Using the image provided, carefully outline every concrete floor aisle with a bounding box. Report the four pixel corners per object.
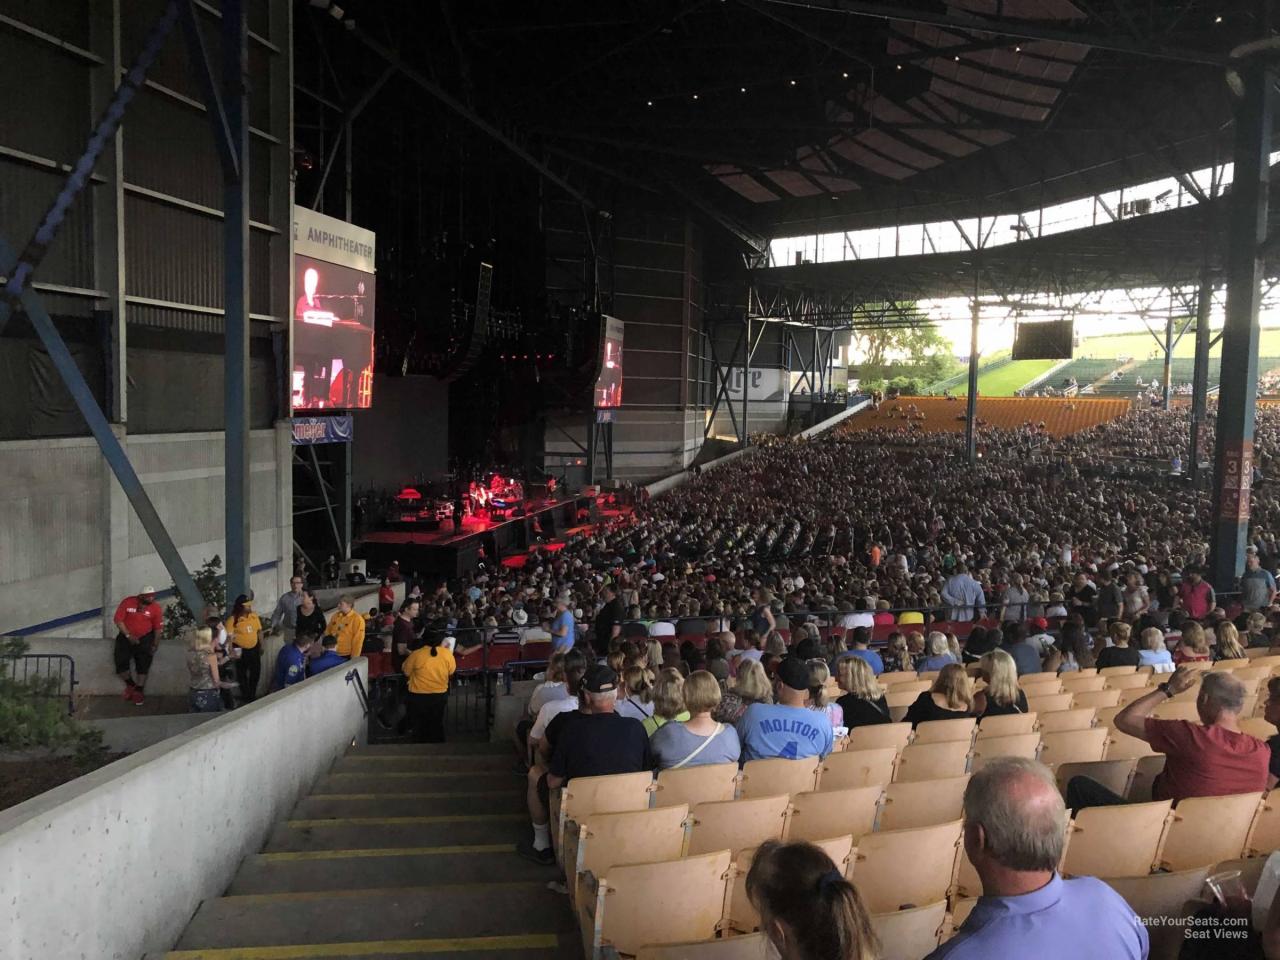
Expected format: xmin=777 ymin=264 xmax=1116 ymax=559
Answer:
xmin=163 ymin=741 xmax=577 ymax=959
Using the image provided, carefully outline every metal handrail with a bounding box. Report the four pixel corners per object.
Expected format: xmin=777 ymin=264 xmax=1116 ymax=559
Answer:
xmin=0 ymin=652 xmax=79 ymax=716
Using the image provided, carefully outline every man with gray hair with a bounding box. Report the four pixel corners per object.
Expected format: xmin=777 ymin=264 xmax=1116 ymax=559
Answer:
xmin=1068 ymin=666 xmax=1270 ymax=810
xmin=927 ymin=757 xmax=1147 ymax=960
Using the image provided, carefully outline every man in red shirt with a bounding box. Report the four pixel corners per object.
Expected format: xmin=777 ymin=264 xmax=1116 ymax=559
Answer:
xmin=1175 ymin=567 xmax=1216 ymax=622
xmin=1067 ymin=667 xmax=1269 ymax=809
xmin=113 ymin=586 xmax=164 ymax=705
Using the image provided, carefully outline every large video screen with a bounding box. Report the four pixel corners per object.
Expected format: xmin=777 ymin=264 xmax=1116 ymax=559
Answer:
xmin=292 ymin=207 xmax=377 ymax=411
xmin=594 ymin=315 xmax=623 ymax=408
xmin=1012 ymin=318 xmax=1074 ymax=360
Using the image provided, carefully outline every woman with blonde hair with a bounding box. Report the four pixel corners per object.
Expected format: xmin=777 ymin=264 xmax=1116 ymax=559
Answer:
xmin=808 ymin=660 xmax=844 ymax=729
xmin=644 ymin=639 xmax=664 ymax=672
xmin=1245 ymin=611 xmax=1271 ymax=649
xmin=882 ymin=632 xmax=911 ymax=672
xmin=764 ymin=631 xmax=788 ymax=659
xmin=1173 ymin=621 xmax=1211 ymax=664
xmin=835 ymin=657 xmax=890 ymax=729
xmin=973 ymin=649 xmax=1028 ymax=719
xmin=903 ymin=663 xmax=973 ymax=727
xmin=643 ymin=667 xmax=690 ymax=736
xmin=1138 ymin=627 xmax=1174 ymax=673
xmin=187 ymin=626 xmax=226 ymax=713
xmin=747 ymin=840 xmax=879 ymax=960
xmin=1094 ymin=621 xmax=1140 ymax=670
xmin=715 ymin=658 xmax=773 ymax=724
xmin=650 ymin=670 xmax=741 ymax=770
xmin=1214 ymin=621 xmax=1247 ymax=662
xmin=615 ymin=664 xmax=656 ymax=722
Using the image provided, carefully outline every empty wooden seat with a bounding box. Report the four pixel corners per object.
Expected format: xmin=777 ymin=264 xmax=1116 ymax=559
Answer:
xmin=851 ymin=820 xmax=963 ymax=913
xmin=1117 ymin=687 xmax=1153 ymax=707
xmin=975 ymin=712 xmax=1037 ymax=738
xmin=950 ymin=896 xmax=980 ymax=931
xmin=879 ymin=776 xmax=969 ymax=831
xmin=1159 ymin=792 xmax=1264 ymax=870
xmin=569 ymin=805 xmax=690 ymax=908
xmin=1212 ymin=658 xmax=1251 ymax=672
xmin=818 ymin=747 xmax=897 ymax=792
xmin=739 ymin=756 xmax=819 ymax=799
xmin=636 ymin=931 xmax=770 ymax=960
xmin=1128 ymin=754 xmax=1167 ymax=802
xmin=954 ymin=845 xmax=981 ymax=899
xmin=869 ymin=901 xmax=949 ymax=960
xmin=894 ymin=740 xmax=971 ymax=782
xmin=1038 ymin=728 xmax=1109 ymax=768
xmin=1026 ymin=692 xmax=1074 ymax=713
xmin=879 ymin=671 xmax=921 ymax=687
xmin=1019 ymin=676 xmax=1063 ymax=695
xmin=913 ymin=718 xmax=976 ymax=744
xmin=727 ymin=835 xmax=854 ymax=934
xmin=1104 ymin=727 xmax=1160 ymax=762
xmin=651 ymin=763 xmax=739 ymax=809
xmin=887 ymin=690 xmax=921 ymax=722
xmin=1070 ymin=689 xmax=1122 ymax=710
xmin=1103 ymin=673 xmax=1150 ymax=691
xmin=1150 ymin=700 xmax=1200 ymax=723
xmin=586 ymin=850 xmax=732 ymax=958
xmin=687 ymin=795 xmax=790 ymax=857
xmin=1102 ymin=868 xmax=1211 ymax=960
xmin=787 ymin=787 xmax=882 ymax=843
xmin=885 ymin=679 xmax=931 ymax=695
xmin=1060 ymin=800 xmax=1173 ymax=878
xmin=1232 ymin=667 xmax=1272 ymax=693
xmin=559 ymin=770 xmax=655 ymax=852
xmin=1240 ymin=717 xmax=1278 ymax=740
xmin=846 ymin=723 xmax=913 ymax=752
xmin=1099 ymin=665 xmax=1139 ymax=677
xmin=1055 ymin=758 xmax=1137 ymax=800
xmin=1038 ymin=707 xmax=1097 ymax=733
xmin=1246 ymin=792 xmax=1280 ymax=857
xmin=970 ymin=733 xmax=1041 ymax=772
xmin=1062 ymin=674 xmax=1108 ymax=694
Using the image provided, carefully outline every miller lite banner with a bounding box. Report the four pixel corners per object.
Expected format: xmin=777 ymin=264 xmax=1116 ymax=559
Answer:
xmin=291 ymin=415 xmax=354 ymax=445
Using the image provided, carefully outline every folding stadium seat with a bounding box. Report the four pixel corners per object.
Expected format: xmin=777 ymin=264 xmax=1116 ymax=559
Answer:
xmin=879 ymin=671 xmax=922 ymax=687
xmin=558 ymin=770 xmax=656 ymax=855
xmin=969 ymin=733 xmax=1041 ymax=772
xmin=1245 ymin=792 xmax=1280 ymax=857
xmin=568 ymin=805 xmax=690 ymax=908
xmin=851 ymin=820 xmax=964 ymax=913
xmin=1019 ymin=676 xmax=1063 ymax=695
xmin=584 ymin=849 xmax=732 ymax=959
xmin=1055 ymin=757 xmax=1137 ymax=801
xmin=1062 ymin=674 xmax=1108 ymax=694
xmin=1070 ymin=688 xmax=1122 ymax=710
xmin=1060 ymin=800 xmax=1173 ymax=878
xmin=974 ymin=713 xmax=1037 ymax=738
xmin=1245 ymin=652 xmax=1280 ymax=668
xmin=1076 ymin=667 xmax=1099 ymax=677
xmin=918 ymin=671 xmax=942 ymax=683
xmin=878 ymin=775 xmax=969 ymax=832
xmin=1212 ymin=658 xmax=1251 ymax=672
xmin=887 ymin=690 xmax=921 ymax=722
xmin=847 ymin=722 xmax=913 ymax=752
xmin=1102 ymin=868 xmax=1212 ymax=960
xmin=1128 ymin=754 xmax=1167 ymax=802
xmin=1151 ymin=699 xmax=1201 ymax=723
xmin=885 ymin=679 xmax=931 ymax=695
xmin=1102 ymin=673 xmax=1150 ymax=691
xmin=1026 ymin=692 xmax=1074 ymax=714
xmin=1232 ymin=667 xmax=1272 ymax=694
xmin=1098 ymin=665 xmax=1139 ymax=677
xmin=954 ymin=845 xmax=981 ymax=900
xmin=1240 ymin=717 xmax=1278 ymax=740
xmin=651 ymin=763 xmax=740 ymax=809
xmin=950 ymin=896 xmax=979 ymax=932
xmin=787 ymin=787 xmax=882 ymax=844
xmin=1158 ymin=792 xmax=1264 ymax=870
xmin=727 ymin=835 xmax=854 ymax=934
xmin=636 ymin=932 xmax=771 ymax=960
xmin=1038 ymin=728 xmax=1109 ymax=769
xmin=687 ymin=795 xmax=790 ymax=857
xmin=913 ymin=718 xmax=976 ymax=744
xmin=869 ymin=900 xmax=949 ymax=960
xmin=894 ymin=740 xmax=971 ymax=782
xmin=738 ymin=757 xmax=819 ymax=799
xmin=1116 ymin=687 xmax=1153 ymax=707
xmin=1037 ymin=707 xmax=1097 ymax=733
xmin=817 ymin=746 xmax=897 ymax=791
xmin=1179 ymin=660 xmax=1214 ymax=673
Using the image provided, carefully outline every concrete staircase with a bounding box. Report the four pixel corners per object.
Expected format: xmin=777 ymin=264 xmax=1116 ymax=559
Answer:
xmin=163 ymin=741 xmax=576 ymax=959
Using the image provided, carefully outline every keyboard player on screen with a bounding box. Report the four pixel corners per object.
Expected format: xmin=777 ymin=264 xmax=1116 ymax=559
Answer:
xmin=295 ymin=266 xmax=337 ymax=326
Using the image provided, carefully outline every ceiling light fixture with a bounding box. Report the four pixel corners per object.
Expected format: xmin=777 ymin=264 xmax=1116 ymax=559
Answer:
xmin=842 ymin=71 xmax=849 ymax=78
xmin=692 ymin=94 xmax=699 ymax=100
xmin=896 ymin=64 xmax=903 ymax=70
xmin=646 ymin=100 xmax=653 ymax=106
xmin=790 ymin=79 xmax=797 ymax=85
xmin=740 ymin=86 xmax=747 ymax=92
xmin=1215 ymin=15 xmax=1223 ymax=23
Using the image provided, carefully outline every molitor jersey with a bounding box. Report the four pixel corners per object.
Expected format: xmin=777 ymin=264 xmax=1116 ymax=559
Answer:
xmin=738 ymin=703 xmax=834 ymax=762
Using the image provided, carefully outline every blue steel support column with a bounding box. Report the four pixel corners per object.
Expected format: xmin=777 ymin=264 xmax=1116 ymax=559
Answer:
xmin=1209 ymin=32 xmax=1273 ymax=588
xmin=223 ymin=0 xmax=252 ymax=602
xmin=1188 ymin=275 xmax=1213 ymax=483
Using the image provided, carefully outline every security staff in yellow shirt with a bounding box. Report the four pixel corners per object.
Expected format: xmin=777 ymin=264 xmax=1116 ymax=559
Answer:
xmin=323 ymin=595 xmax=366 ymax=660
xmin=402 ymin=630 xmax=456 ymax=742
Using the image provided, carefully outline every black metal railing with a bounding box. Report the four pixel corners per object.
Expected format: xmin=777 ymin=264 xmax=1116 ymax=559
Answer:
xmin=0 ymin=652 xmax=78 ymax=716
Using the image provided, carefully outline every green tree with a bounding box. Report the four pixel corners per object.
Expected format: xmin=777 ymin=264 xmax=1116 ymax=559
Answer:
xmin=850 ymin=319 xmax=959 ymax=386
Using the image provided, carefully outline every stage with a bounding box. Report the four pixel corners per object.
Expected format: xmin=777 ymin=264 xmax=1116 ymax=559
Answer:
xmin=358 ymin=495 xmax=591 ymax=578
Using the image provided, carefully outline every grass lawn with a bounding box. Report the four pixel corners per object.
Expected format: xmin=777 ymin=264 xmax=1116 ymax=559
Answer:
xmin=1075 ymin=328 xmax=1280 ymax=360
xmin=955 ymin=359 xmax=1060 ymax=396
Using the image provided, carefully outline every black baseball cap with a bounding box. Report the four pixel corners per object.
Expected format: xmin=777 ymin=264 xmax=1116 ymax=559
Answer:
xmin=775 ymin=656 xmax=811 ymax=692
xmin=583 ymin=664 xmax=618 ymax=694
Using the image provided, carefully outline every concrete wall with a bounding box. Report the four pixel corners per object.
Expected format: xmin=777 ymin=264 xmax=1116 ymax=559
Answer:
xmin=544 ymin=408 xmax=705 ymax=484
xmin=0 ymin=658 xmax=368 ymax=960
xmin=0 ymin=425 xmax=292 ymax=639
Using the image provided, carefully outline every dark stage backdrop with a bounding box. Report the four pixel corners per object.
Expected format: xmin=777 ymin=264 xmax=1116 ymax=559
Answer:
xmin=351 ymin=373 xmax=449 ymax=491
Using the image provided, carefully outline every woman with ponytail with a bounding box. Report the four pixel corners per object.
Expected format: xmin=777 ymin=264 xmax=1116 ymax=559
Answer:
xmin=747 ymin=840 xmax=878 ymax=960
xmin=402 ymin=627 xmax=456 ymax=742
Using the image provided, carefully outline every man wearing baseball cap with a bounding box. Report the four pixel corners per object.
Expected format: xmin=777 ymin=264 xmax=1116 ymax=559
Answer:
xmin=113 ymin=586 xmax=164 ymax=705
xmin=517 ymin=663 xmax=650 ymax=865
xmin=738 ymin=656 xmax=834 ymax=763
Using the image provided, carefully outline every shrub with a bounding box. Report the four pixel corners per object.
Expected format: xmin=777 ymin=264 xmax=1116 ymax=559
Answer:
xmin=162 ymin=555 xmax=227 ymax=640
xmin=0 ymin=637 xmax=103 ymax=754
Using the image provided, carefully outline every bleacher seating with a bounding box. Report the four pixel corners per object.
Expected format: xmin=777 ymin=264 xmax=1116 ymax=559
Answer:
xmin=1046 ymin=357 xmax=1123 ymax=389
xmin=837 ymin=396 xmax=1131 ymax=437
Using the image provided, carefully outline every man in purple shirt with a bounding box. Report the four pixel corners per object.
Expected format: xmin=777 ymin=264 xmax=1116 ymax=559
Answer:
xmin=928 ymin=757 xmax=1148 ymax=960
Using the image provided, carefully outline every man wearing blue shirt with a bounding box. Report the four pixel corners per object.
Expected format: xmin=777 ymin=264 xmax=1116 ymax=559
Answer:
xmin=550 ymin=596 xmax=576 ymax=653
xmin=272 ymin=631 xmax=314 ymax=691
xmin=927 ymin=757 xmax=1147 ymax=960
xmin=839 ymin=627 xmax=884 ymax=675
xmin=1240 ymin=553 xmax=1278 ymax=612
xmin=738 ymin=657 xmax=834 ymax=762
xmin=308 ymin=634 xmax=345 ymax=675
